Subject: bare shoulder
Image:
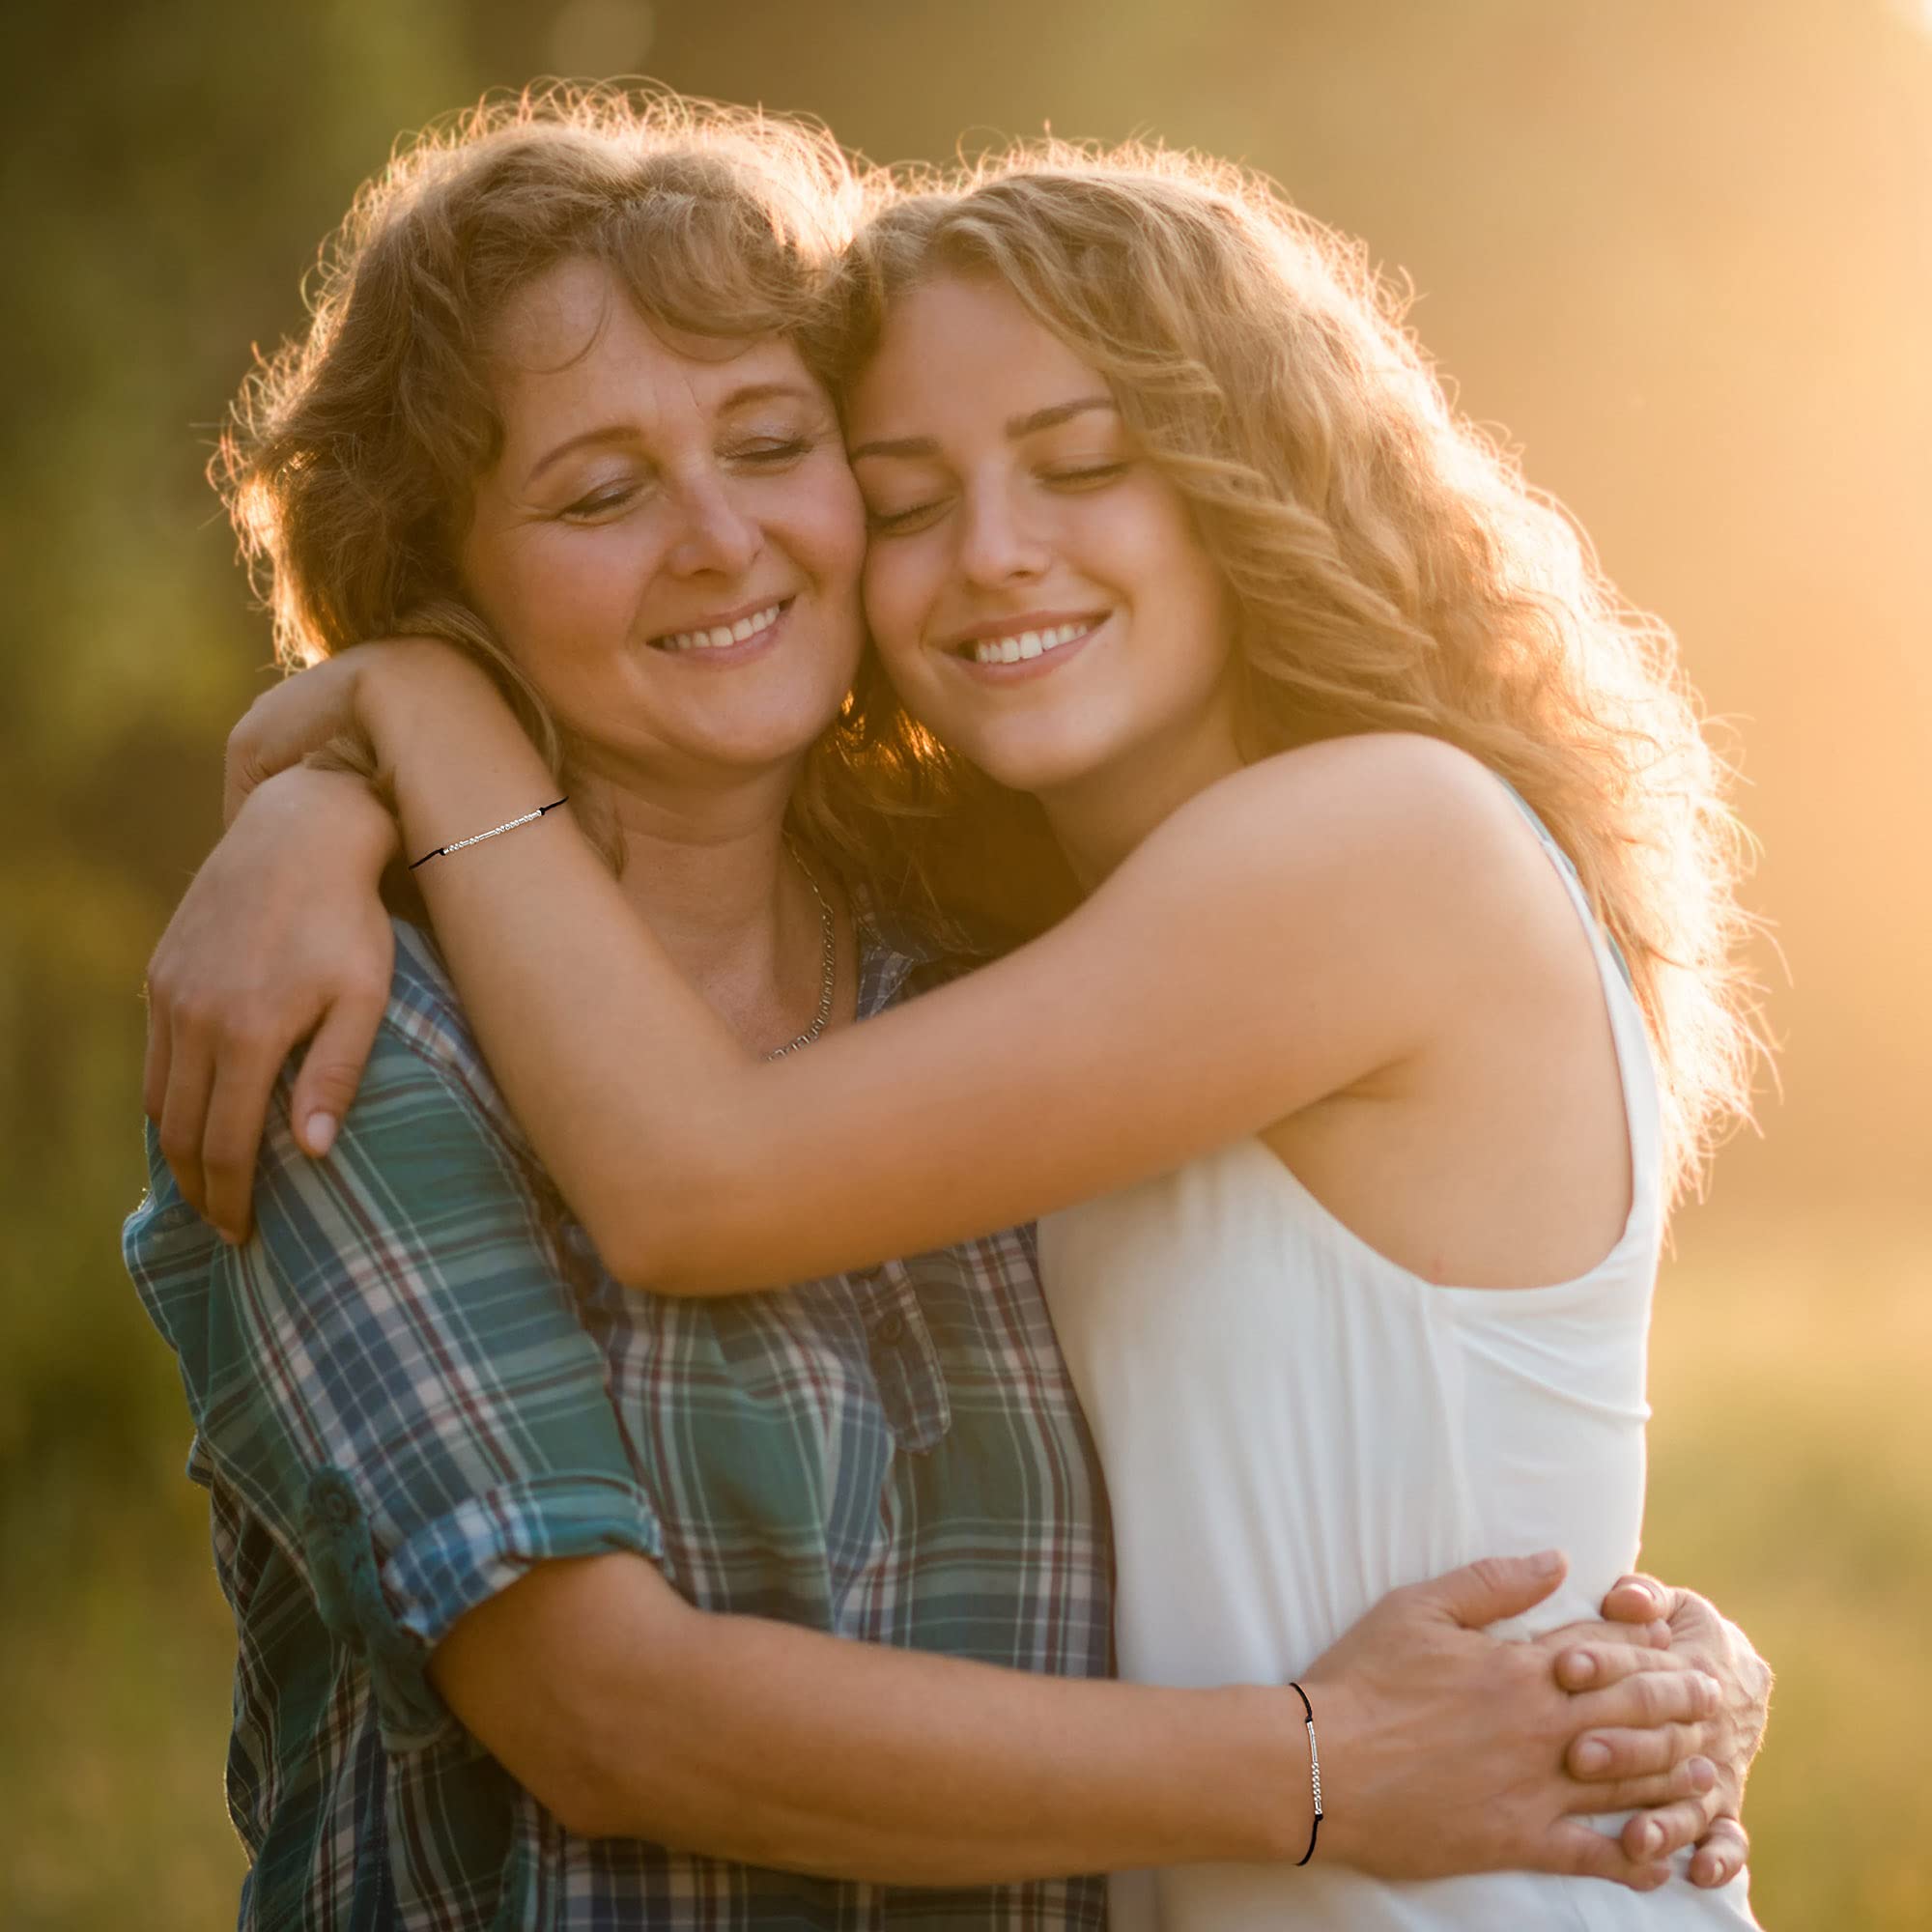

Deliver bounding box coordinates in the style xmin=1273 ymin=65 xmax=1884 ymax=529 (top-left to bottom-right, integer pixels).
xmin=1148 ymin=733 xmax=1537 ymax=909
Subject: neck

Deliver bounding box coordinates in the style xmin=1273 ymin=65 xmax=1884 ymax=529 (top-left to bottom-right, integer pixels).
xmin=1035 ymin=699 xmax=1248 ymax=891
xmin=574 ymin=751 xmax=835 ymax=1051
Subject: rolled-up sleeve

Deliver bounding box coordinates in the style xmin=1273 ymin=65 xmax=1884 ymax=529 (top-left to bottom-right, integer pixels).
xmin=128 ymin=1015 xmax=660 ymax=1750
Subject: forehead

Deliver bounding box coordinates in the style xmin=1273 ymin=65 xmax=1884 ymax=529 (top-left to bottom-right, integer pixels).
xmin=846 ymin=272 xmax=1105 ymax=433
xmin=488 ymin=257 xmax=813 ymax=429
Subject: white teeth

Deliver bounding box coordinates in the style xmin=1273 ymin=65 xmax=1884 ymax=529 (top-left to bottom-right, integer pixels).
xmin=968 ymin=618 xmax=1097 ymax=667
xmin=657 ymin=603 xmax=783 ymax=652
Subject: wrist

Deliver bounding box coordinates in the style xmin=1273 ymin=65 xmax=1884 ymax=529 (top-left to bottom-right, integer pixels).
xmin=362 ymin=658 xmax=562 ymax=863
xmin=245 ymin=764 xmax=399 ymax=877
xmin=1213 ymin=1686 xmax=1323 ymax=1866
xmin=1287 ymin=1669 xmax=1360 ymax=1867
xmin=352 ymin=637 xmax=507 ymax=773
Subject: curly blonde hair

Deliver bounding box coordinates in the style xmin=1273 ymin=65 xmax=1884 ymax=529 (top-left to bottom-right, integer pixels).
xmin=832 ymin=142 xmax=1761 ymax=1200
xmin=214 ymin=83 xmax=935 ymax=900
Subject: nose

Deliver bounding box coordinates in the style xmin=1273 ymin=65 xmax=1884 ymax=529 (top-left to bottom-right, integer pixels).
xmin=666 ymin=468 xmax=761 ymax=578
xmin=956 ymin=476 xmax=1050 ymax=588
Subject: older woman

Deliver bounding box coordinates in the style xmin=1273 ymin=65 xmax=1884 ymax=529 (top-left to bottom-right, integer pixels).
xmin=130 ymin=91 xmax=1761 ymax=1930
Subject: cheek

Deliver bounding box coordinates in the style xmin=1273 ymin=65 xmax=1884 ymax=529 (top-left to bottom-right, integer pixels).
xmin=775 ymin=455 xmax=867 ymax=594
xmin=464 ymin=535 xmax=651 ymax=729
xmin=468 ymin=524 xmax=618 ymax=634
xmin=1122 ymin=495 xmax=1233 ymax=667
xmin=780 ymin=486 xmax=867 ymax=690
xmin=1176 ymin=545 xmax=1237 ymax=677
xmin=860 ymin=540 xmax=939 ymax=686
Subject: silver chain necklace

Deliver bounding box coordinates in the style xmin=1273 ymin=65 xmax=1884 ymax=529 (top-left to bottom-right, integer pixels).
xmin=766 ymin=841 xmax=838 ymax=1060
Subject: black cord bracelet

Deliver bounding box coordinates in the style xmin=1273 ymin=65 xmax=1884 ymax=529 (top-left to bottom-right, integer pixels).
xmin=408 ymin=797 xmax=569 ymax=870
xmin=1289 ymin=1680 xmax=1323 ymax=1865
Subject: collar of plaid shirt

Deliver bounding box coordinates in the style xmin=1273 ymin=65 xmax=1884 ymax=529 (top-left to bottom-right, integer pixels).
xmin=125 ymin=893 xmax=1114 ymax=1931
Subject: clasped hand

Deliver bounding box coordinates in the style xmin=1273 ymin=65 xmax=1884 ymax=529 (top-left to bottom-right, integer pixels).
xmin=1302 ymin=1553 xmax=1757 ymax=1889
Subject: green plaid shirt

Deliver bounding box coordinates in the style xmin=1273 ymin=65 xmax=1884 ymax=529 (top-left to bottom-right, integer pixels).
xmin=124 ymin=913 xmax=1113 ymax=1932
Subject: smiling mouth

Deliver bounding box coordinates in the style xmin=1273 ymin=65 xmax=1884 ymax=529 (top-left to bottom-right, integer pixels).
xmin=954 ymin=615 xmax=1105 ymax=667
xmin=649 ymin=600 xmax=789 ymax=653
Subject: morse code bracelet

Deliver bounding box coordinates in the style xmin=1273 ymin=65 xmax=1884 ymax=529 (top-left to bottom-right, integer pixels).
xmin=1289 ymin=1680 xmax=1323 ymax=1864
xmin=409 ymin=797 xmax=570 ymax=871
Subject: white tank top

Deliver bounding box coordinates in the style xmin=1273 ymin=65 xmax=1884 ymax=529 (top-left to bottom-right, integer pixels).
xmin=1039 ymin=792 xmax=1757 ymax=1930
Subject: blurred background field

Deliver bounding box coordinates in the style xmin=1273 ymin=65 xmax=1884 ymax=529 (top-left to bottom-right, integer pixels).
xmin=2 ymin=0 xmax=1926 ymax=1924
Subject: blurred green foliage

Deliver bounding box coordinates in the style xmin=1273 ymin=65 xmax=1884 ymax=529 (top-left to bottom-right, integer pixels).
xmin=0 ymin=6 xmax=491 ymax=1915
xmin=2 ymin=0 xmax=1926 ymax=1924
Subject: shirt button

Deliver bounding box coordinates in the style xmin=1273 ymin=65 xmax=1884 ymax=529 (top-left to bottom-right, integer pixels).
xmin=872 ymin=1309 xmax=905 ymax=1347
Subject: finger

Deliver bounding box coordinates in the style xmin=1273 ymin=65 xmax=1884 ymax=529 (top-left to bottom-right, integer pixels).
xmin=1570 ymin=1713 xmax=1712 ymax=1781
xmin=1543 ymin=1615 xmax=1669 ymax=1662
xmin=1572 ymin=1665 xmax=1720 ymax=1739
xmin=223 ymin=658 xmax=368 ymax=827
xmin=200 ymin=1023 xmax=304 ymax=1244
xmin=156 ymin=1024 xmax=220 ymax=1222
xmin=224 ymin=686 xmax=320 ymax=826
xmin=1690 ymin=1817 xmax=1749 ymax=1889
xmin=142 ymin=974 xmax=172 ymax=1124
xmin=1551 ymin=1633 xmax=1683 ymax=1693
xmin=221 ymin=737 xmax=270 ymax=829
xmin=1621 ymin=1789 xmax=1724 ymax=1865
xmin=1414 ymin=1549 xmax=1568 ymax=1630
xmin=1600 ymin=1573 xmax=1680 ymax=1628
xmin=1539 ymin=1821 xmax=1671 ymax=1892
xmin=1579 ymin=1754 xmax=1718 ymax=1811
xmin=290 ymin=987 xmax=387 ymax=1159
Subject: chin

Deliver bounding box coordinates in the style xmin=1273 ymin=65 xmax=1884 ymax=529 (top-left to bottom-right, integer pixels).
xmin=684 ymin=680 xmax=854 ymax=760
xmin=700 ymin=721 xmax=837 ymax=775
xmin=964 ymin=727 xmax=1121 ymax=799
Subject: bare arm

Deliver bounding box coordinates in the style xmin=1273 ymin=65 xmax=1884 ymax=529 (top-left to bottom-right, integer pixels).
xmin=145 ymin=764 xmax=400 ymax=1237
xmin=333 ymin=644 xmax=1561 ymax=1294
xmin=438 ymin=1546 xmax=1719 ymax=1885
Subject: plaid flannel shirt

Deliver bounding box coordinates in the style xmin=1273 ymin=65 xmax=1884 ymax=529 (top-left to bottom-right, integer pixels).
xmin=125 ymin=912 xmax=1113 ymax=1932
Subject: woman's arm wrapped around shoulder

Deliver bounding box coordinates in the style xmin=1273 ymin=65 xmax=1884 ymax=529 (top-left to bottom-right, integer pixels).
xmin=145 ymin=762 xmax=399 ymax=1239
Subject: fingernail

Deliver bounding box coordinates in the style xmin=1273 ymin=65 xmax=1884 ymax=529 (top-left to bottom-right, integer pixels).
xmin=1576 ymin=1738 xmax=1610 ymax=1773
xmin=1567 ymin=1650 xmax=1599 ymax=1684
xmin=1701 ymin=1672 xmax=1722 ymax=1704
xmin=305 ymin=1112 xmax=337 ymax=1155
xmin=1531 ymin=1548 xmax=1563 ymax=1575
xmin=1638 ymin=1821 xmax=1663 ymax=1857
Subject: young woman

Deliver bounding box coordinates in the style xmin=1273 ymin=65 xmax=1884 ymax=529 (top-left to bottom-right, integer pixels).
xmin=137 ymin=100 xmax=1764 ymax=1926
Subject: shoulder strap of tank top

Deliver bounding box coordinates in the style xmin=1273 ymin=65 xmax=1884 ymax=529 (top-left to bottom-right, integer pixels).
xmin=1491 ymin=777 xmax=1635 ymax=994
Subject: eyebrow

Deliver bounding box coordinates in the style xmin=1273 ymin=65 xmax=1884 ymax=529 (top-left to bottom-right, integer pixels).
xmin=847 ymin=394 xmax=1117 ymax=463
xmin=524 ymin=381 xmax=822 ymax=487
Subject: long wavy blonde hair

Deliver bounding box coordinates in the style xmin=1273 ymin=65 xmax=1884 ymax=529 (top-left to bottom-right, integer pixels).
xmin=831 ymin=143 xmax=1761 ymax=1201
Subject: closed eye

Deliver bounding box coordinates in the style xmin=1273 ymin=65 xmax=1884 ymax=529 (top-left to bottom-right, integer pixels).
xmin=1042 ymin=462 xmax=1129 ymax=490
xmin=866 ymin=497 xmax=949 ymax=536
xmin=731 ymin=436 xmax=814 ymax=467
xmin=865 ymin=460 xmax=1128 ymax=534
xmin=558 ymin=483 xmax=640 ymax=522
